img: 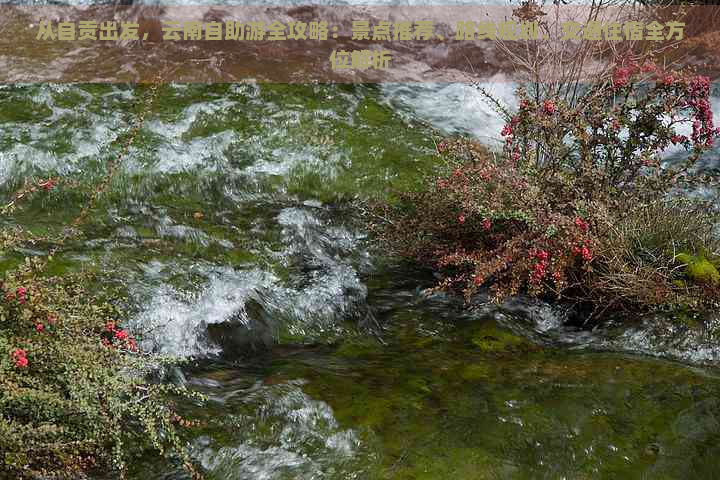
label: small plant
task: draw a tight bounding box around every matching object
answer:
[0,259,204,479]
[591,199,720,312]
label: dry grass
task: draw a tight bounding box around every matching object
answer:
[590,199,720,311]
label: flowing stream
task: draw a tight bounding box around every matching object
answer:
[2,31,720,478]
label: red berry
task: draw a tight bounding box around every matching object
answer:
[543,100,557,114]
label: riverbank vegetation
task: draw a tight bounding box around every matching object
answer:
[372,60,720,320]
[0,259,201,479]
[0,85,203,479]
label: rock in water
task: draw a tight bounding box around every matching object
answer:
[206,298,275,357]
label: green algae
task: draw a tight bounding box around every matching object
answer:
[460,363,491,381]
[469,323,527,353]
[335,337,384,359]
[0,96,53,123]
[286,317,720,479]
[121,302,720,480]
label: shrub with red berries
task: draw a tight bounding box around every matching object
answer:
[500,59,720,202]
[101,320,138,351]
[371,138,599,302]
[11,348,28,368]
[372,59,720,315]
[0,263,202,478]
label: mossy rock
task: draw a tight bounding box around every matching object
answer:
[406,376,433,394]
[671,308,700,327]
[676,253,720,286]
[470,324,526,353]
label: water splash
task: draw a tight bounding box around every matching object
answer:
[192,380,367,480]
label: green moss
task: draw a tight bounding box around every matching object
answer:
[284,164,351,204]
[406,376,433,394]
[225,249,258,266]
[42,254,89,277]
[391,447,497,480]
[0,97,53,123]
[688,260,720,285]
[0,253,25,275]
[335,337,383,359]
[470,324,526,353]
[669,305,701,327]
[51,89,87,109]
[358,98,394,127]
[676,253,720,285]
[460,364,490,381]
[133,225,156,239]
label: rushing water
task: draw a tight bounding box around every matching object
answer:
[2,76,720,479]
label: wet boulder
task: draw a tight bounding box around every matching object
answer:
[206,298,275,357]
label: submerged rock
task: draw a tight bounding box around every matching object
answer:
[470,323,527,353]
[206,298,275,357]
[465,290,720,367]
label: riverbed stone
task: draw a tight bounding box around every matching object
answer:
[206,298,275,356]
